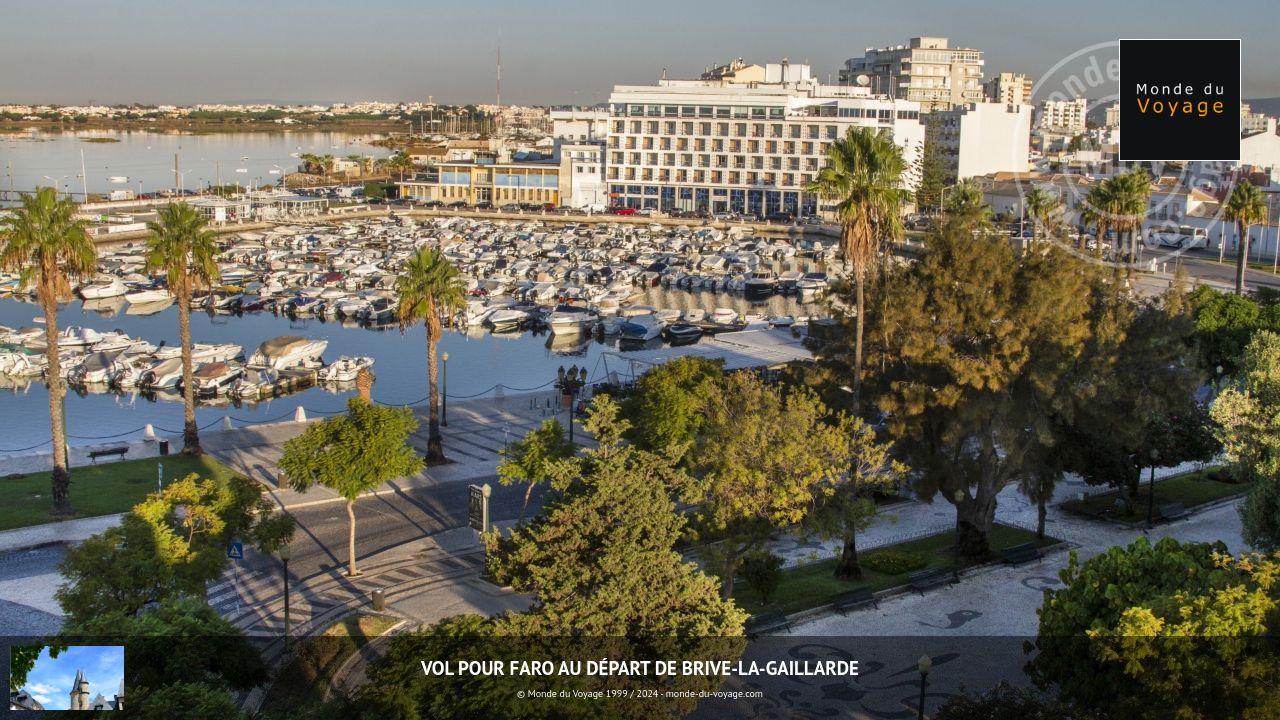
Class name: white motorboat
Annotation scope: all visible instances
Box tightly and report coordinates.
[68,350,123,385]
[56,326,108,348]
[682,308,707,323]
[546,304,598,335]
[796,272,829,299]
[189,361,244,396]
[153,342,243,363]
[620,313,665,342]
[141,358,185,389]
[710,308,739,325]
[0,352,44,377]
[125,288,173,304]
[229,367,280,399]
[79,276,127,299]
[664,323,704,344]
[248,336,328,369]
[110,357,150,388]
[597,315,624,336]
[125,298,174,316]
[320,356,374,383]
[485,308,530,333]
[654,308,682,324]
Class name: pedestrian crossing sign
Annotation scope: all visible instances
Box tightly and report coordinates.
[227,542,244,560]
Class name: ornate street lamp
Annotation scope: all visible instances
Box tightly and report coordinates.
[916,654,932,720]
[554,365,588,443]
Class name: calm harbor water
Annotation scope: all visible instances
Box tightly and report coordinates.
[0,289,813,453]
[1,129,392,200]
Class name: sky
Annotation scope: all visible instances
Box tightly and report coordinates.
[2,0,1278,105]
[17,645,125,711]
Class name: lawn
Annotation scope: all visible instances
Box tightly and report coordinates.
[261,613,401,713]
[0,454,238,531]
[1060,466,1247,521]
[733,523,1057,617]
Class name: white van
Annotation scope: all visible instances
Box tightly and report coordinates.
[1149,224,1208,249]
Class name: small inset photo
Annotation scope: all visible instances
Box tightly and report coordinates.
[9,645,125,712]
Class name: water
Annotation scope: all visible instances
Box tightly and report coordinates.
[0,129,392,200]
[0,288,814,453]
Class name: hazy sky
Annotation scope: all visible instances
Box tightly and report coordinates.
[4,0,1278,105]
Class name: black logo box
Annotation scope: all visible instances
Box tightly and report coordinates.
[1119,39,1241,162]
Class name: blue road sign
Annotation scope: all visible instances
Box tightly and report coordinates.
[227,542,244,560]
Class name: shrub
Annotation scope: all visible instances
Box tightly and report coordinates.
[861,550,927,575]
[739,551,785,605]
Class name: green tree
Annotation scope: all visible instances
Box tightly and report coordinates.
[0,187,97,515]
[62,597,266,720]
[934,682,1097,720]
[1212,330,1280,548]
[397,247,467,461]
[56,474,294,621]
[1029,537,1280,720]
[496,417,574,518]
[1224,180,1268,296]
[1080,182,1114,256]
[915,121,947,212]
[1024,186,1063,244]
[738,550,785,605]
[619,356,724,459]
[686,372,853,595]
[145,203,221,453]
[10,645,68,692]
[279,396,423,576]
[943,177,992,227]
[1111,169,1152,264]
[1187,284,1268,376]
[805,126,909,413]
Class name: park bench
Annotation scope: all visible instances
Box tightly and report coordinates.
[1159,503,1192,522]
[1001,542,1042,566]
[907,567,953,594]
[88,446,129,464]
[831,586,879,615]
[745,610,792,638]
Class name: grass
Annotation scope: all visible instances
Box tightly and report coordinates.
[1060,466,1248,521]
[0,454,238,531]
[733,523,1057,617]
[261,613,401,713]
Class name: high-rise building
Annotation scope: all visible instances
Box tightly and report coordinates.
[929,102,1033,181]
[840,37,985,112]
[1036,98,1088,133]
[606,59,925,216]
[983,72,1033,106]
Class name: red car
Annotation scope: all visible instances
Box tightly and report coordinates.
[612,207,637,216]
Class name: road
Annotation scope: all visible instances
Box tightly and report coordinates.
[1144,244,1280,290]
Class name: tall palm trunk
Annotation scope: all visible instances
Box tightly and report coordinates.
[346,498,359,576]
[178,276,200,454]
[1235,222,1251,295]
[852,269,865,414]
[425,311,444,461]
[41,281,72,516]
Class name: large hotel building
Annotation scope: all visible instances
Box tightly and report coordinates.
[605,59,925,217]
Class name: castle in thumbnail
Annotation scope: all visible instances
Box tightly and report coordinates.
[10,669,123,711]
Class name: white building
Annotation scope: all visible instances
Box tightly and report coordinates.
[607,60,925,216]
[1104,102,1120,128]
[983,72,1033,106]
[558,142,608,210]
[550,109,610,145]
[1241,103,1271,136]
[1037,98,1087,134]
[841,37,985,112]
[931,102,1032,180]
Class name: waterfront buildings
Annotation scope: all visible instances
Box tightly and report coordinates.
[840,37,985,111]
[606,60,925,216]
[931,102,1033,181]
[983,72,1033,106]
[550,109,610,144]
[398,159,561,206]
[558,143,608,209]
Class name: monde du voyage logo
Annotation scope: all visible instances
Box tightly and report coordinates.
[1119,39,1241,162]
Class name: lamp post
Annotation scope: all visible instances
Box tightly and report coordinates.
[43,175,69,199]
[554,365,588,444]
[1146,448,1159,529]
[441,352,449,427]
[279,542,292,650]
[952,489,965,582]
[916,654,932,720]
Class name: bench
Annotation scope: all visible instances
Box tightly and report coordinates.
[88,446,129,464]
[908,567,953,594]
[831,586,879,615]
[1159,503,1192,522]
[745,610,791,638]
[1001,542,1042,566]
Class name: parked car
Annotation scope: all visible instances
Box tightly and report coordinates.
[611,207,637,216]
[475,202,493,210]
[765,212,795,223]
[445,200,467,208]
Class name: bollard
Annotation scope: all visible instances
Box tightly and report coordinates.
[159,439,170,456]
[371,587,386,611]
[222,416,233,430]
[143,424,156,441]
[294,406,307,423]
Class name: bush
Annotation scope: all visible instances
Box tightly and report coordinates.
[739,551,785,605]
[861,550,927,575]
[935,682,1097,720]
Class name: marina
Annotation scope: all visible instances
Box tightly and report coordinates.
[0,213,831,452]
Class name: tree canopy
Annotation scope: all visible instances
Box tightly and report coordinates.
[1212,330,1280,548]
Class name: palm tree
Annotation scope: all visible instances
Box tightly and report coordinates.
[1024,186,1062,244]
[1224,180,1268,295]
[805,127,908,413]
[397,247,467,461]
[0,187,97,516]
[1112,169,1151,264]
[145,203,221,454]
[943,178,992,228]
[1081,182,1114,257]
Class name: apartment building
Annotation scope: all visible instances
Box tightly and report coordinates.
[983,72,1033,106]
[840,37,985,112]
[1037,98,1087,133]
[930,102,1033,181]
[606,60,924,217]
[398,160,560,206]
[558,142,608,209]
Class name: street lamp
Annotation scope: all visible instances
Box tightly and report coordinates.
[279,542,292,650]
[441,352,449,427]
[916,654,932,720]
[43,175,69,199]
[1146,448,1160,529]
[554,365,589,443]
[952,489,965,581]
